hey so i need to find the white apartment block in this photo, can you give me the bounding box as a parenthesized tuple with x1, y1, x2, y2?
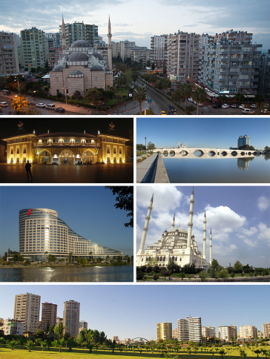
(112, 40, 136, 60)
(214, 30, 253, 44)
(0, 32, 19, 75)
(20, 27, 48, 69)
(178, 317, 202, 343)
(262, 323, 270, 338)
(218, 325, 237, 341)
(130, 47, 151, 65)
(202, 326, 215, 338)
(157, 322, 172, 340)
(167, 31, 200, 82)
(3, 319, 23, 336)
(150, 35, 168, 71)
(59, 22, 98, 48)
(198, 41, 262, 95)
(63, 300, 80, 338)
(239, 325, 258, 339)
(78, 320, 88, 333)
(14, 293, 41, 334)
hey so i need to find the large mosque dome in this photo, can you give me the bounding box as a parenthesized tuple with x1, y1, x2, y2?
(70, 40, 91, 48)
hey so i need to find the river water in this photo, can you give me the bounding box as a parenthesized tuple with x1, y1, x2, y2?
(0, 265, 133, 282)
(163, 156, 270, 183)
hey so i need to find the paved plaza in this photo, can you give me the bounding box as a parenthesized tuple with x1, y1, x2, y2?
(0, 163, 133, 183)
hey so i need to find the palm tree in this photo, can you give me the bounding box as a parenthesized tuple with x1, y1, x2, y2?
(179, 82, 193, 114)
(116, 73, 127, 99)
(134, 86, 147, 115)
(25, 340, 34, 352)
(192, 87, 207, 115)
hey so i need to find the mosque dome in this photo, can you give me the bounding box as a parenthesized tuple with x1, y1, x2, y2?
(70, 40, 91, 48)
(93, 52, 103, 60)
(68, 52, 89, 62)
(52, 65, 63, 72)
(70, 70, 83, 75)
(91, 65, 104, 71)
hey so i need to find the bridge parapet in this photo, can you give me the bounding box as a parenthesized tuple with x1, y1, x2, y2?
(153, 148, 259, 159)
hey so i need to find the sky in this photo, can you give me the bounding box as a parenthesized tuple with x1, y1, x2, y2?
(0, 284, 269, 339)
(136, 117, 270, 150)
(136, 186, 270, 268)
(0, 0, 270, 50)
(0, 186, 133, 256)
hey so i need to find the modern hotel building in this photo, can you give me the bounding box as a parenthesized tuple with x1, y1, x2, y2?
(2, 129, 132, 165)
(19, 208, 123, 261)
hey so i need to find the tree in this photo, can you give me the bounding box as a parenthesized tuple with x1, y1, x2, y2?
(234, 260, 243, 273)
(148, 142, 156, 151)
(84, 88, 103, 110)
(134, 86, 147, 115)
(137, 144, 145, 151)
(11, 95, 29, 114)
(234, 93, 245, 103)
(179, 82, 193, 114)
(77, 328, 94, 352)
(172, 89, 184, 107)
(25, 340, 34, 352)
(52, 337, 66, 352)
(192, 87, 207, 115)
(116, 73, 127, 98)
(106, 186, 133, 227)
(54, 322, 65, 339)
(72, 90, 82, 100)
(47, 254, 56, 263)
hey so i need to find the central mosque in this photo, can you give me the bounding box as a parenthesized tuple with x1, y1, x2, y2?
(136, 189, 213, 268)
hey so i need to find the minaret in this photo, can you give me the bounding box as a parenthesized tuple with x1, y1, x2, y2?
(186, 188, 194, 255)
(107, 16, 112, 70)
(137, 194, 153, 255)
(171, 214, 175, 229)
(203, 212, 207, 260)
(61, 15, 66, 53)
(210, 229, 213, 265)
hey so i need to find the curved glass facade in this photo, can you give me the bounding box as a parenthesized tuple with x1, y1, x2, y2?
(19, 208, 122, 260)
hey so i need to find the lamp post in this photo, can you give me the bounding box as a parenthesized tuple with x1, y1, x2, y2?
(145, 137, 147, 155)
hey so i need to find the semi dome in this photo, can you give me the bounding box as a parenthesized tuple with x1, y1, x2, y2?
(91, 65, 104, 71)
(93, 52, 103, 60)
(52, 65, 63, 72)
(68, 52, 88, 62)
(71, 40, 91, 48)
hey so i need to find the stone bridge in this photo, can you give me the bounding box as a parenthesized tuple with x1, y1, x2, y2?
(153, 147, 263, 159)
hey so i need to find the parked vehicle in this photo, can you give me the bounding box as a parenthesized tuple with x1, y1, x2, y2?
(231, 104, 238, 108)
(188, 97, 193, 103)
(261, 109, 269, 114)
(250, 104, 257, 108)
(55, 107, 65, 113)
(222, 104, 230, 109)
(45, 104, 55, 110)
(36, 103, 46, 108)
(3, 89, 11, 95)
(169, 105, 176, 114)
(0, 101, 8, 107)
(239, 104, 245, 109)
(212, 102, 222, 108)
(242, 108, 255, 114)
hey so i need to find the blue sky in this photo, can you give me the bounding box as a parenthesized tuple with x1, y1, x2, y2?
(0, 186, 133, 256)
(0, 0, 269, 50)
(0, 285, 269, 340)
(137, 117, 270, 150)
(137, 186, 270, 268)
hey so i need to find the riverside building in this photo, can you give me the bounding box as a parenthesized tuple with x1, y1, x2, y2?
(137, 189, 212, 268)
(2, 129, 131, 165)
(157, 322, 172, 340)
(178, 317, 202, 343)
(19, 208, 123, 261)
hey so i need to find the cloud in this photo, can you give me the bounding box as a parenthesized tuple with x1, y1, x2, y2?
(257, 195, 270, 212)
(257, 223, 270, 246)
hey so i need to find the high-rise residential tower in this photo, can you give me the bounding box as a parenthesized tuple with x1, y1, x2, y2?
(14, 293, 41, 334)
(40, 302, 57, 331)
(157, 322, 172, 340)
(178, 317, 202, 343)
(63, 300, 80, 338)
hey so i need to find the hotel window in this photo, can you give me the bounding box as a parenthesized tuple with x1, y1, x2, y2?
(119, 147, 122, 154)
(107, 147, 110, 154)
(17, 148, 19, 154)
(113, 147, 116, 154)
(11, 149, 13, 154)
(56, 139, 58, 143)
(23, 147, 26, 154)
(64, 139, 67, 143)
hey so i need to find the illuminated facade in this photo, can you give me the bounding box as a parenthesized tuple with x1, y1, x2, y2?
(19, 208, 123, 260)
(2, 130, 131, 165)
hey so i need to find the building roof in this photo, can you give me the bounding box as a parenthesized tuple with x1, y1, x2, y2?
(91, 65, 104, 71)
(68, 52, 88, 62)
(38, 132, 95, 138)
(69, 70, 83, 75)
(70, 40, 91, 48)
(52, 65, 63, 72)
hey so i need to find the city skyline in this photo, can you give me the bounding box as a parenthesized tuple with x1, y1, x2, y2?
(0, 186, 133, 256)
(0, 285, 269, 340)
(137, 117, 270, 150)
(137, 186, 270, 268)
(1, 0, 270, 50)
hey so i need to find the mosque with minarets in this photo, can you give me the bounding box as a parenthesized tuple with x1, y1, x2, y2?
(49, 16, 113, 96)
(136, 189, 213, 268)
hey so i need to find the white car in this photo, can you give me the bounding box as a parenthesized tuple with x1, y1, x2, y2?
(188, 97, 193, 103)
(36, 103, 46, 108)
(239, 104, 245, 109)
(242, 108, 255, 114)
(45, 104, 56, 110)
(222, 104, 230, 109)
(250, 104, 257, 108)
(0, 101, 8, 107)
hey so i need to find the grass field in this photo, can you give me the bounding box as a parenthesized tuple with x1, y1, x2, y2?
(0, 346, 268, 359)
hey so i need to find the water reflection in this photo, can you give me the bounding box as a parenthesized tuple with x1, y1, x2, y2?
(0, 266, 133, 282)
(163, 155, 270, 183)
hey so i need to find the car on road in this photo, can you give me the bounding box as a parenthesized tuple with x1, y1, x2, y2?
(239, 104, 245, 109)
(45, 104, 55, 110)
(231, 104, 238, 108)
(261, 109, 269, 114)
(222, 104, 230, 109)
(242, 108, 255, 114)
(250, 104, 257, 108)
(188, 97, 193, 103)
(36, 103, 46, 108)
(169, 105, 176, 114)
(55, 107, 65, 113)
(212, 102, 222, 108)
(0, 101, 8, 107)
(160, 110, 166, 115)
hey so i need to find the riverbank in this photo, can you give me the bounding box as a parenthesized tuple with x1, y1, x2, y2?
(139, 274, 270, 282)
(0, 263, 132, 269)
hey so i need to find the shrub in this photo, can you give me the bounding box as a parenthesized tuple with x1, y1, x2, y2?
(153, 274, 159, 281)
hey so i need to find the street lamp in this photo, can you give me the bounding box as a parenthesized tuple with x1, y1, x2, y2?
(145, 137, 147, 155)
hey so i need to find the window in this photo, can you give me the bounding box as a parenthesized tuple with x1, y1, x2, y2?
(11, 149, 13, 154)
(23, 147, 26, 154)
(107, 147, 110, 154)
(17, 148, 19, 154)
(119, 147, 122, 154)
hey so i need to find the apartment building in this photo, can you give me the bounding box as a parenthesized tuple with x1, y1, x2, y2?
(3, 318, 23, 335)
(157, 322, 172, 340)
(167, 31, 200, 82)
(214, 30, 253, 44)
(262, 323, 270, 338)
(20, 27, 48, 69)
(0, 32, 19, 75)
(239, 325, 258, 339)
(112, 40, 136, 60)
(40, 302, 57, 331)
(63, 300, 80, 338)
(218, 325, 237, 341)
(78, 320, 88, 333)
(202, 326, 216, 338)
(60, 22, 98, 48)
(178, 317, 202, 343)
(150, 35, 168, 72)
(14, 293, 41, 334)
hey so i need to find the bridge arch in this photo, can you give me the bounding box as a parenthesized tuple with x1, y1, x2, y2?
(193, 149, 204, 157)
(179, 150, 188, 156)
(163, 150, 168, 157)
(221, 151, 228, 157)
(169, 150, 175, 157)
(130, 337, 149, 343)
(208, 150, 216, 157)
